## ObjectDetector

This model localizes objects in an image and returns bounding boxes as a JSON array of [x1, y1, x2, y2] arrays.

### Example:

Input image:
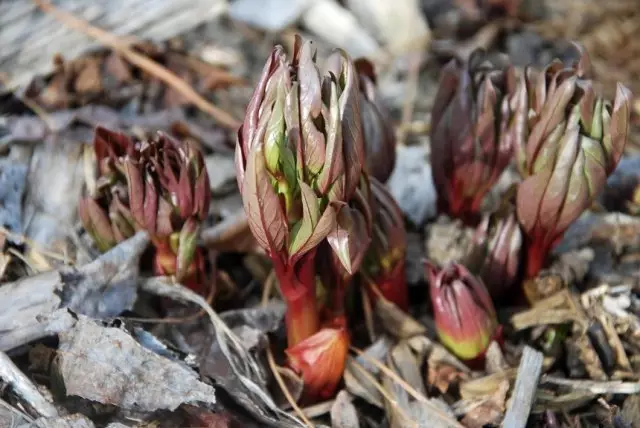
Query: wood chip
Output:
[[502, 346, 544, 428]]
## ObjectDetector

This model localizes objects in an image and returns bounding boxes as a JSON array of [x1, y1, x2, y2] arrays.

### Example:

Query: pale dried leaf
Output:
[[55, 316, 216, 411]]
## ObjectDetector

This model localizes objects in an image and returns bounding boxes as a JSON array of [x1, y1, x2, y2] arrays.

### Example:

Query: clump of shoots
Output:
[[79, 127, 211, 293], [235, 36, 367, 401]]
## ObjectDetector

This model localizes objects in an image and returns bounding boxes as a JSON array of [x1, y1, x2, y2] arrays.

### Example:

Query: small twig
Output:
[[266, 348, 314, 428], [349, 360, 419, 428], [351, 346, 465, 428], [540, 376, 640, 395], [33, 0, 241, 130], [502, 346, 544, 428], [0, 352, 58, 418]]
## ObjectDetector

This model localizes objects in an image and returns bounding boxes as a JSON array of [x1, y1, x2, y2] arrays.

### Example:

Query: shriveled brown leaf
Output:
[[460, 379, 509, 428], [427, 362, 467, 394]]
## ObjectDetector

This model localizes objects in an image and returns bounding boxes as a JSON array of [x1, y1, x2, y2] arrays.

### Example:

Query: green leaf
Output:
[[289, 182, 335, 259], [242, 146, 288, 255], [264, 78, 286, 174], [327, 202, 371, 276], [176, 218, 199, 281], [602, 83, 631, 174], [316, 80, 343, 196]]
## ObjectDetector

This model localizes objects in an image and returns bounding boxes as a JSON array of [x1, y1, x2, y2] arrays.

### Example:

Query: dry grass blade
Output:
[[140, 277, 304, 427], [266, 347, 314, 428], [33, 0, 241, 130], [350, 346, 465, 428], [349, 359, 419, 428]]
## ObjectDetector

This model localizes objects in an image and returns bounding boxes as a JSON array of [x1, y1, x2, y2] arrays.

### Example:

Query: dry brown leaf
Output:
[[74, 58, 102, 94], [427, 362, 467, 394], [460, 379, 509, 428]]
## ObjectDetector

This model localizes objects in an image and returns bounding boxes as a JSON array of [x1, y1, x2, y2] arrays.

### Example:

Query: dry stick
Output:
[[502, 346, 544, 428], [260, 272, 312, 427], [33, 0, 241, 131], [351, 346, 465, 428], [0, 352, 58, 418]]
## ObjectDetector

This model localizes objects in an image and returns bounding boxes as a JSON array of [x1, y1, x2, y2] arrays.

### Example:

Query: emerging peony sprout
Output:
[[235, 36, 365, 400], [319, 174, 373, 327], [362, 177, 409, 310], [425, 261, 499, 361], [79, 127, 211, 293], [466, 210, 523, 300], [430, 49, 519, 225], [513, 47, 632, 277], [351, 58, 397, 183]]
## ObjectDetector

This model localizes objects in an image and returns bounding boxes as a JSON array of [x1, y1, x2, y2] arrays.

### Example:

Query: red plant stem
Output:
[[326, 272, 349, 328], [525, 238, 550, 278], [377, 260, 409, 311], [272, 251, 320, 347]]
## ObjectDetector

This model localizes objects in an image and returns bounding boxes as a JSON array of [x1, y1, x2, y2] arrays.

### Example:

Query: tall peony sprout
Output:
[[235, 36, 365, 400], [430, 49, 519, 225], [352, 58, 397, 183], [79, 127, 211, 293], [362, 177, 409, 311], [513, 47, 632, 277], [318, 173, 373, 327]]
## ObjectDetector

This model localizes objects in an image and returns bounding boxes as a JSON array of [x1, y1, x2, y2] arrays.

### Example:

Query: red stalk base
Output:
[[376, 260, 409, 311], [272, 251, 320, 347], [525, 233, 564, 279]]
